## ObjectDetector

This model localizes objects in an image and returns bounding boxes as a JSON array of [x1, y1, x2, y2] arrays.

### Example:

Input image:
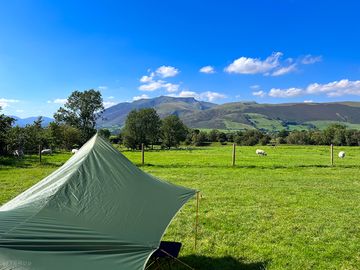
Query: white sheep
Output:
[[338, 151, 346, 159], [71, 149, 79, 154], [41, 149, 52, 155], [256, 149, 267, 156], [13, 149, 24, 158]]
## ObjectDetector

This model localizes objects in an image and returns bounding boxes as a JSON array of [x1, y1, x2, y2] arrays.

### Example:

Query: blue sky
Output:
[[1, 0, 360, 117]]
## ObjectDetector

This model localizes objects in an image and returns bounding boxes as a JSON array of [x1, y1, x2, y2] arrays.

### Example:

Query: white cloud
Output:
[[50, 98, 67, 105], [225, 52, 283, 74], [252, 90, 266, 98], [172, 90, 226, 102], [268, 88, 303, 98], [133, 94, 150, 101], [16, 109, 24, 113], [271, 64, 297, 76], [200, 91, 226, 102], [0, 98, 19, 108], [108, 96, 115, 99], [98, 86, 108, 90], [306, 79, 360, 97], [139, 80, 165, 91], [304, 100, 314, 103], [156, 66, 179, 78], [225, 52, 321, 76], [139, 80, 179, 93], [301, 55, 322, 65], [163, 83, 179, 93], [139, 75, 153, 83], [199, 65, 215, 74], [103, 101, 117, 108]]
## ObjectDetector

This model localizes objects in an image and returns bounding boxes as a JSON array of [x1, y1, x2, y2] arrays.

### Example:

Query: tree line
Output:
[[0, 89, 104, 155], [1, 89, 360, 156]]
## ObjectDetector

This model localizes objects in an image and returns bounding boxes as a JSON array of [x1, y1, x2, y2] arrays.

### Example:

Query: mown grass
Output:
[[1, 145, 360, 269]]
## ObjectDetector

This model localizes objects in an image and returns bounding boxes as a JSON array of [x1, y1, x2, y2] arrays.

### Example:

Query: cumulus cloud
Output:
[[139, 80, 179, 93], [0, 98, 19, 108], [268, 88, 303, 98], [225, 52, 321, 76], [306, 79, 360, 97], [265, 79, 360, 98], [301, 55, 322, 65], [172, 90, 226, 102], [252, 90, 266, 98], [225, 52, 283, 75], [139, 74, 154, 83], [139, 80, 165, 91], [47, 98, 67, 105], [163, 83, 179, 93], [98, 86, 108, 90], [304, 100, 314, 103], [271, 64, 297, 76], [133, 94, 150, 101], [199, 65, 215, 74], [156, 66, 179, 78], [139, 66, 180, 93]]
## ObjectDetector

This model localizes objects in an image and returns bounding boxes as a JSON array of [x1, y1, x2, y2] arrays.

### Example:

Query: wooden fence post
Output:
[[141, 143, 144, 165], [330, 144, 334, 166], [232, 143, 236, 166], [39, 145, 42, 163], [194, 192, 200, 250]]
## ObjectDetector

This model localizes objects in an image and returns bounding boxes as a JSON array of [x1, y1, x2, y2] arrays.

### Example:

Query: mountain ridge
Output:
[[98, 96, 360, 131]]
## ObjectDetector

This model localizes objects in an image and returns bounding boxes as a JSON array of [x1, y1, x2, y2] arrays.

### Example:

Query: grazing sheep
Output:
[[13, 149, 24, 158], [41, 149, 52, 155], [256, 149, 267, 156], [71, 149, 79, 154], [338, 151, 346, 159]]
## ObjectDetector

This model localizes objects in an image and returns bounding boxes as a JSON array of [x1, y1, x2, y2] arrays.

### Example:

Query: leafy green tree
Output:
[[54, 89, 104, 143], [161, 115, 188, 149], [208, 129, 219, 142], [98, 128, 111, 140], [0, 107, 14, 155], [122, 108, 161, 149]]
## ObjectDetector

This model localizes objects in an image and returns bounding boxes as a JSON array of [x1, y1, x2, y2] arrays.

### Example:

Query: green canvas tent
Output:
[[0, 134, 197, 270]]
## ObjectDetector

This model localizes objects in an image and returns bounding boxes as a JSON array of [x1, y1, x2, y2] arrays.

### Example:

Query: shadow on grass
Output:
[[147, 255, 268, 270]]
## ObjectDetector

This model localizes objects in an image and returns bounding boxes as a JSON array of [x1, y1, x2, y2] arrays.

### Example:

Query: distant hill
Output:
[[10, 116, 54, 127], [98, 97, 360, 131], [97, 96, 216, 128], [182, 101, 360, 131]]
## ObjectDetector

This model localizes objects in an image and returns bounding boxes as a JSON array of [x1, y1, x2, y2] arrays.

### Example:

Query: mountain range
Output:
[[98, 96, 360, 132], [10, 116, 54, 127]]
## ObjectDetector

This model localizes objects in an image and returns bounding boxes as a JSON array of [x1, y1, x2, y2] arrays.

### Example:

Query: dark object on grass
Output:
[[146, 241, 194, 270]]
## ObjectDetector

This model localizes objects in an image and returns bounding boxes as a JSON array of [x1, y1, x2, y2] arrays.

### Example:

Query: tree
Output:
[[161, 115, 188, 149], [54, 89, 104, 143], [122, 108, 161, 150], [98, 128, 111, 140], [0, 107, 14, 155]]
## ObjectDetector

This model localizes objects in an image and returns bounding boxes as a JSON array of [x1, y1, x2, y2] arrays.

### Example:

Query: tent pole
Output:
[[195, 191, 200, 250]]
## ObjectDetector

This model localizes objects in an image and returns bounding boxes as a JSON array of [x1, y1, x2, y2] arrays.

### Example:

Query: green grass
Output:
[[245, 113, 285, 131], [1, 145, 360, 269]]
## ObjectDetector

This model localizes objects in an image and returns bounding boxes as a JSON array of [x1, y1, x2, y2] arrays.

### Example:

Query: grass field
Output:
[[1, 144, 360, 269]]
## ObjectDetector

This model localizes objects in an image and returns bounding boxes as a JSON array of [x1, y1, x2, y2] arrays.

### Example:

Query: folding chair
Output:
[[146, 241, 194, 270]]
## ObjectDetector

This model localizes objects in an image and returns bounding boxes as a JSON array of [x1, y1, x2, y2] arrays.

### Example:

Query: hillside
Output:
[[98, 97, 360, 131], [183, 101, 360, 131], [97, 96, 216, 128], [10, 116, 54, 127]]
